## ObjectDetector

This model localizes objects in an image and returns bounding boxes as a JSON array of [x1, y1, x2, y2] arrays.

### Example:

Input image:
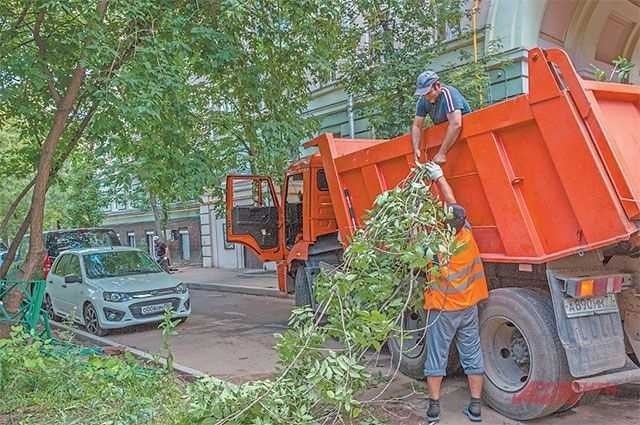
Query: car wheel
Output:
[[43, 294, 61, 322], [83, 302, 108, 337]]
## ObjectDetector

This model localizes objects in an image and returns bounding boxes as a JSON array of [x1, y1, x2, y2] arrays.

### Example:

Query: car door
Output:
[[47, 254, 71, 315], [60, 254, 85, 319]]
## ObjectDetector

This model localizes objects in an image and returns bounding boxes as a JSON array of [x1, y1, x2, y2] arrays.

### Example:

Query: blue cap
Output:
[[415, 70, 439, 96]]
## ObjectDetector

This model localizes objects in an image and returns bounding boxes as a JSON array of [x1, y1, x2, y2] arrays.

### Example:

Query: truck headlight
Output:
[[103, 292, 131, 302], [175, 283, 188, 294]]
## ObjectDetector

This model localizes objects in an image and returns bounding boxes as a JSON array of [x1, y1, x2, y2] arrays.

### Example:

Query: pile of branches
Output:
[[186, 163, 457, 424]]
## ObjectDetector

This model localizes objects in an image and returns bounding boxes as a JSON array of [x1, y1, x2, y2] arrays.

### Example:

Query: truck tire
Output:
[[388, 309, 461, 380], [557, 390, 600, 412], [294, 265, 312, 307], [479, 288, 571, 420]]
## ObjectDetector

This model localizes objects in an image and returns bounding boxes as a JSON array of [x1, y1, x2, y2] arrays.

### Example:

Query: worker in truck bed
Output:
[[423, 162, 489, 423], [412, 71, 471, 165]]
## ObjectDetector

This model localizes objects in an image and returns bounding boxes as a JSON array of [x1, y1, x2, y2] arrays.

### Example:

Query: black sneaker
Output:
[[426, 398, 441, 423], [463, 398, 482, 422]]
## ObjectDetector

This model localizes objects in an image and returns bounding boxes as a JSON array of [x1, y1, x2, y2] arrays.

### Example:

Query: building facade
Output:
[[102, 202, 204, 267]]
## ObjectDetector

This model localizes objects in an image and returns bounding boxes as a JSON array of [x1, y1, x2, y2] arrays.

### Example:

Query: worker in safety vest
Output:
[[423, 162, 489, 423], [412, 70, 471, 165]]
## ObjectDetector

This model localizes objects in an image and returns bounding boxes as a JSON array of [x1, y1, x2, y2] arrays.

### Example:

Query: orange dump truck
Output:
[[226, 48, 640, 420]]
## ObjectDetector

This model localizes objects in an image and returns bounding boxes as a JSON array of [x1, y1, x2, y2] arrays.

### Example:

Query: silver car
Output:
[[43, 247, 190, 336]]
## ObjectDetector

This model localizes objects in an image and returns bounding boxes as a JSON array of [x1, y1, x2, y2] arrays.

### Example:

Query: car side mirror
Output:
[[64, 274, 82, 284]]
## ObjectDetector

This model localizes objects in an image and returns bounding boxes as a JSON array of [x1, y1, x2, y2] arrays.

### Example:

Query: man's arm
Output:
[[433, 110, 462, 164], [424, 162, 457, 204], [434, 175, 457, 205], [411, 115, 425, 161]]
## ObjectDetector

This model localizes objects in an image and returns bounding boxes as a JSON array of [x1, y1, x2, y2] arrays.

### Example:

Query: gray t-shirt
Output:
[[416, 85, 472, 124]]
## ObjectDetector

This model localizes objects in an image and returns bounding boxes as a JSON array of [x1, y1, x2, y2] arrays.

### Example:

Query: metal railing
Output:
[[0, 280, 51, 338]]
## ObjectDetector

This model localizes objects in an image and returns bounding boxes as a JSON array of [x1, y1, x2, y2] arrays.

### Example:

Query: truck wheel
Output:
[[479, 288, 571, 420], [294, 265, 312, 307], [388, 309, 461, 380]]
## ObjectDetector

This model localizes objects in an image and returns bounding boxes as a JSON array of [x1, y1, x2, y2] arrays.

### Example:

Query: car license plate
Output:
[[563, 293, 618, 318], [140, 303, 172, 315]]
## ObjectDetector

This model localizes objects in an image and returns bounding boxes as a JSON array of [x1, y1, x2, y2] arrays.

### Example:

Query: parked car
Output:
[[43, 246, 190, 336], [10, 228, 121, 279], [0, 251, 6, 270]]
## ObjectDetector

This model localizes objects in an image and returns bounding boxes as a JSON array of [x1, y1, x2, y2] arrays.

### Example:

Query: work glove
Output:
[[425, 162, 443, 181]]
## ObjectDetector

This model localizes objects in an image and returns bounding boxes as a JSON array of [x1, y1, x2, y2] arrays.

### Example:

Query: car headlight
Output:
[[175, 283, 187, 294], [103, 292, 131, 302]]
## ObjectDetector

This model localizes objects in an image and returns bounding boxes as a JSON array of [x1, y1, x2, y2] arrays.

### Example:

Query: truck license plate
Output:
[[140, 303, 172, 315], [563, 293, 618, 318]]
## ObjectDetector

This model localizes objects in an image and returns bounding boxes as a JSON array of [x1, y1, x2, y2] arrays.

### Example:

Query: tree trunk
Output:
[[149, 191, 164, 238], [0, 208, 32, 338], [22, 65, 86, 281]]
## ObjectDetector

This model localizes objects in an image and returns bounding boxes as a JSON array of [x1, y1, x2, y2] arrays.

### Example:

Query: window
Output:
[[285, 173, 304, 247], [251, 179, 275, 207], [127, 232, 136, 247], [67, 255, 81, 277], [146, 232, 155, 257], [317, 169, 329, 191], [53, 255, 71, 276], [179, 229, 191, 260]]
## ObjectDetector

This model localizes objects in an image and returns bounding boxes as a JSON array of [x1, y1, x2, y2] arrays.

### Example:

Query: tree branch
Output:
[[32, 11, 61, 104]]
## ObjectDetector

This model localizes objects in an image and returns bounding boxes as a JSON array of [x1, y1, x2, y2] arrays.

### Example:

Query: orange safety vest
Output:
[[424, 227, 489, 311]]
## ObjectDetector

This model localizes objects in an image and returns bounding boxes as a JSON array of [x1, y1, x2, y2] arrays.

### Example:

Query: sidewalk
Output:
[[173, 266, 287, 298]]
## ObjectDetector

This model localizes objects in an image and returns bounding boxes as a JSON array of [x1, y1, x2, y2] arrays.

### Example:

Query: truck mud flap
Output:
[[546, 270, 626, 378]]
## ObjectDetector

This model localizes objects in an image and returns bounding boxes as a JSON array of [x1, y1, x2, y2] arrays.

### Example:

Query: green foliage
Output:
[[0, 327, 183, 424], [591, 56, 636, 84], [612, 56, 635, 84], [159, 307, 179, 373], [45, 149, 108, 228]]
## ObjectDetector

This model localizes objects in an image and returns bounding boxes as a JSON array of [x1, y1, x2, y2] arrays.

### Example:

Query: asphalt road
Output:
[[107, 289, 292, 381], [105, 289, 639, 424]]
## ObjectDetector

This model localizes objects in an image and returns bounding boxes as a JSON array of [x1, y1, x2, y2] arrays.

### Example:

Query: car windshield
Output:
[[83, 251, 161, 279]]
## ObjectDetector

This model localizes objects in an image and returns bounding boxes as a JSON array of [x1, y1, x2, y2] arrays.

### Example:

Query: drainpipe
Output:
[[347, 94, 355, 138]]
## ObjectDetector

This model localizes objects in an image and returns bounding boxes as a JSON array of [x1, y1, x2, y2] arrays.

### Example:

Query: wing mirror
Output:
[[64, 274, 82, 284]]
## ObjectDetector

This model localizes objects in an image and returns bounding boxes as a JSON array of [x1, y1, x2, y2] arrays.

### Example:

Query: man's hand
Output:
[[425, 162, 443, 181], [433, 151, 446, 164]]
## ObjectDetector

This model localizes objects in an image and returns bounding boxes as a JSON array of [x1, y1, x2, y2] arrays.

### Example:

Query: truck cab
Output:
[[226, 154, 340, 297]]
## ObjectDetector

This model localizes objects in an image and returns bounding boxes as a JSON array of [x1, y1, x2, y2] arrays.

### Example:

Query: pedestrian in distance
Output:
[[153, 235, 171, 273], [422, 162, 489, 423], [412, 70, 472, 164]]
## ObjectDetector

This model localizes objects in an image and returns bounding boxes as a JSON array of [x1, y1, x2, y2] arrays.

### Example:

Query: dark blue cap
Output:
[[415, 70, 439, 96]]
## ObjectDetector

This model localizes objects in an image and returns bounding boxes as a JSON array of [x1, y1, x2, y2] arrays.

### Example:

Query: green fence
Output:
[[0, 280, 51, 338]]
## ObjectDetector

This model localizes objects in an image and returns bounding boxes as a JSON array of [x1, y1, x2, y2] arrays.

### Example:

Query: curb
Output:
[[185, 282, 290, 299], [50, 321, 208, 379]]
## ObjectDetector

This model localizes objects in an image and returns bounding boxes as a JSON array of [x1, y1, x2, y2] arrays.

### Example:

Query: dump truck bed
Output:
[[306, 48, 640, 264]]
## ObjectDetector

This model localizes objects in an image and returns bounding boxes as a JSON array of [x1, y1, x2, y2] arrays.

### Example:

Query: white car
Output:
[[43, 246, 190, 336]]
